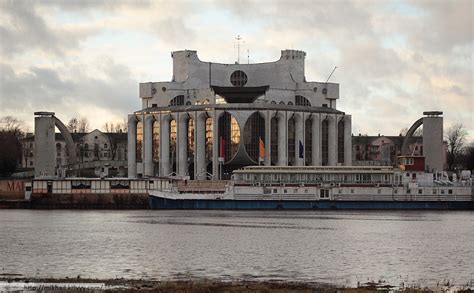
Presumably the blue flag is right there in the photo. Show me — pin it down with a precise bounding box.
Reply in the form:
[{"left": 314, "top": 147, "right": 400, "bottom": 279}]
[{"left": 299, "top": 140, "right": 304, "bottom": 159}]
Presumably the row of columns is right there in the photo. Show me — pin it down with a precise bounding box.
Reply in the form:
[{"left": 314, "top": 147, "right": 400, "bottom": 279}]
[{"left": 128, "top": 111, "right": 352, "bottom": 178}]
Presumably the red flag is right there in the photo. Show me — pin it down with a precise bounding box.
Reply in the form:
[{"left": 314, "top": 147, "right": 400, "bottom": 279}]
[{"left": 220, "top": 136, "right": 225, "bottom": 158}]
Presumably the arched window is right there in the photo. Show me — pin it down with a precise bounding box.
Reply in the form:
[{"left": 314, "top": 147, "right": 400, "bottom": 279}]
[
  {"left": 169, "top": 95, "right": 184, "bottom": 106},
  {"left": 338, "top": 120, "right": 345, "bottom": 164},
  {"left": 152, "top": 120, "right": 160, "bottom": 162},
  {"left": 187, "top": 118, "right": 195, "bottom": 159},
  {"left": 288, "top": 101, "right": 294, "bottom": 105},
  {"left": 170, "top": 119, "right": 177, "bottom": 173},
  {"left": 305, "top": 118, "right": 312, "bottom": 165},
  {"left": 243, "top": 112, "right": 265, "bottom": 163},
  {"left": 136, "top": 121, "right": 143, "bottom": 163},
  {"left": 205, "top": 117, "right": 213, "bottom": 161},
  {"left": 218, "top": 113, "right": 240, "bottom": 163},
  {"left": 287, "top": 117, "right": 295, "bottom": 166},
  {"left": 270, "top": 116, "right": 278, "bottom": 165},
  {"left": 185, "top": 101, "right": 191, "bottom": 105},
  {"left": 321, "top": 119, "right": 329, "bottom": 166},
  {"left": 279, "top": 101, "right": 285, "bottom": 105},
  {"left": 295, "top": 95, "right": 311, "bottom": 106}
]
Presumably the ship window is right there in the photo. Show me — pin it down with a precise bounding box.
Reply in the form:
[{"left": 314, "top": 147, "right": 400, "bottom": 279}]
[
  {"left": 441, "top": 189, "right": 445, "bottom": 194},
  {"left": 283, "top": 189, "right": 287, "bottom": 193},
  {"left": 350, "top": 189, "right": 354, "bottom": 194},
  {"left": 418, "top": 189, "right": 422, "bottom": 194},
  {"left": 448, "top": 189, "right": 452, "bottom": 194},
  {"left": 273, "top": 189, "right": 277, "bottom": 193},
  {"left": 407, "top": 189, "right": 411, "bottom": 194},
  {"left": 338, "top": 189, "right": 342, "bottom": 194},
  {"left": 377, "top": 189, "right": 381, "bottom": 194},
  {"left": 433, "top": 189, "right": 437, "bottom": 194},
  {"left": 394, "top": 189, "right": 398, "bottom": 194}
]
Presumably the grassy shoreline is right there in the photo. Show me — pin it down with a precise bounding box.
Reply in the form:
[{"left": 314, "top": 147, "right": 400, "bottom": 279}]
[{"left": 1, "top": 277, "right": 472, "bottom": 292}]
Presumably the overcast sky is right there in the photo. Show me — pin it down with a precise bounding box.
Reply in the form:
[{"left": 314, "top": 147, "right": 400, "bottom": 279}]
[{"left": 0, "top": 0, "right": 472, "bottom": 139}]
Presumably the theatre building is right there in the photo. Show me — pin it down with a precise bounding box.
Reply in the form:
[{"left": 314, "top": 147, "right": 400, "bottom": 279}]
[{"left": 128, "top": 49, "right": 352, "bottom": 179}]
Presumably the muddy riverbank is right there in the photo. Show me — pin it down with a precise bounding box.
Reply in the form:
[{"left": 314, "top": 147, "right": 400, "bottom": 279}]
[{"left": 1, "top": 277, "right": 472, "bottom": 292}]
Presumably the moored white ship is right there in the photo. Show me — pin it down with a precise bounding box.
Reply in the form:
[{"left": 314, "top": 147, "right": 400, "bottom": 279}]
[{"left": 149, "top": 164, "right": 473, "bottom": 210}]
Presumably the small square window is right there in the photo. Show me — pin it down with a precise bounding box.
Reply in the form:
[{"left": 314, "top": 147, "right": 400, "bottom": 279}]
[
  {"left": 433, "top": 189, "right": 437, "bottom": 194},
  {"left": 284, "top": 189, "right": 287, "bottom": 194},
  {"left": 448, "top": 189, "right": 453, "bottom": 195},
  {"left": 418, "top": 189, "right": 422, "bottom": 195},
  {"left": 377, "top": 189, "right": 381, "bottom": 194},
  {"left": 350, "top": 189, "right": 354, "bottom": 194},
  {"left": 441, "top": 189, "right": 445, "bottom": 194},
  {"left": 407, "top": 189, "right": 411, "bottom": 194},
  {"left": 394, "top": 189, "right": 398, "bottom": 194}
]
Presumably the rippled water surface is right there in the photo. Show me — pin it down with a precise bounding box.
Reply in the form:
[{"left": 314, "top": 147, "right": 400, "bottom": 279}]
[{"left": 0, "top": 210, "right": 473, "bottom": 287}]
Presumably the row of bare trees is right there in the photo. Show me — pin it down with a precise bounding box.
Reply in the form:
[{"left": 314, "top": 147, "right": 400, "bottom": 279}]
[
  {"left": 0, "top": 116, "right": 26, "bottom": 177},
  {"left": 446, "top": 123, "right": 471, "bottom": 171}
]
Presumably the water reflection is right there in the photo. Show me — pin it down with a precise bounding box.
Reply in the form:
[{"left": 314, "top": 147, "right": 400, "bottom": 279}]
[{"left": 0, "top": 210, "right": 473, "bottom": 288}]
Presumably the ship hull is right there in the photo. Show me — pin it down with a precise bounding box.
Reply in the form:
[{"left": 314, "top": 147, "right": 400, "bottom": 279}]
[{"left": 149, "top": 195, "right": 474, "bottom": 210}]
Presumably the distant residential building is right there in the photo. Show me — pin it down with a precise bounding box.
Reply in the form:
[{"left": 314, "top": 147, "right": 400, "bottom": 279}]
[
  {"left": 21, "top": 129, "right": 127, "bottom": 176},
  {"left": 352, "top": 134, "right": 447, "bottom": 168}
]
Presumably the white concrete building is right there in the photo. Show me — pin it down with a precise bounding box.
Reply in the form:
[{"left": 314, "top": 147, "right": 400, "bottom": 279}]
[{"left": 128, "top": 49, "right": 352, "bottom": 179}]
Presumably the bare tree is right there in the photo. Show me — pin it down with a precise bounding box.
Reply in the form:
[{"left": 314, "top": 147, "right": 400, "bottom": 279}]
[
  {"left": 0, "top": 116, "right": 25, "bottom": 175},
  {"left": 78, "top": 117, "right": 90, "bottom": 133},
  {"left": 445, "top": 123, "right": 468, "bottom": 171},
  {"left": 102, "top": 120, "right": 127, "bottom": 160},
  {"left": 103, "top": 121, "right": 126, "bottom": 133},
  {"left": 67, "top": 118, "right": 78, "bottom": 133}
]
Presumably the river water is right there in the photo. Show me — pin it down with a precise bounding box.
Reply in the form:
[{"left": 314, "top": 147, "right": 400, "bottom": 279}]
[{"left": 0, "top": 210, "right": 473, "bottom": 287}]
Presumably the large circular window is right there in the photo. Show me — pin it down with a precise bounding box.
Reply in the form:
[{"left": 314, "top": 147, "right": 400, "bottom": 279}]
[{"left": 230, "top": 70, "right": 247, "bottom": 87}]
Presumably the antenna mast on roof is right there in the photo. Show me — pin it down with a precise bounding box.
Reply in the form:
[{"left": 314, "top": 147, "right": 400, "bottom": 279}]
[
  {"left": 325, "top": 66, "right": 338, "bottom": 83},
  {"left": 234, "top": 35, "right": 243, "bottom": 64}
]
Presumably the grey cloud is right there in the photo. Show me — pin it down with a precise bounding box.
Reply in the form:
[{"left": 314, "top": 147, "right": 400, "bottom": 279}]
[
  {"left": 0, "top": 0, "right": 88, "bottom": 56},
  {"left": 38, "top": 0, "right": 152, "bottom": 11},
  {"left": 152, "top": 16, "right": 196, "bottom": 46},
  {"left": 0, "top": 61, "right": 138, "bottom": 126},
  {"left": 409, "top": 0, "right": 473, "bottom": 54}
]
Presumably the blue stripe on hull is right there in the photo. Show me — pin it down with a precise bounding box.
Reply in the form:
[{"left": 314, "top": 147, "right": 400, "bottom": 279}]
[{"left": 149, "top": 196, "right": 474, "bottom": 210}]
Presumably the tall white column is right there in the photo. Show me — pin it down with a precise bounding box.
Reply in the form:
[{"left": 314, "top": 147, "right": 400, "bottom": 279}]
[
  {"left": 277, "top": 112, "right": 287, "bottom": 166},
  {"left": 264, "top": 111, "right": 271, "bottom": 166},
  {"left": 295, "top": 113, "right": 304, "bottom": 166},
  {"left": 161, "top": 115, "right": 170, "bottom": 176},
  {"left": 144, "top": 114, "right": 154, "bottom": 177},
  {"left": 178, "top": 114, "right": 188, "bottom": 176},
  {"left": 195, "top": 113, "right": 206, "bottom": 180},
  {"left": 212, "top": 111, "right": 219, "bottom": 179},
  {"left": 312, "top": 114, "right": 321, "bottom": 166},
  {"left": 328, "top": 115, "right": 337, "bottom": 166},
  {"left": 344, "top": 115, "right": 352, "bottom": 166},
  {"left": 127, "top": 115, "right": 137, "bottom": 178}
]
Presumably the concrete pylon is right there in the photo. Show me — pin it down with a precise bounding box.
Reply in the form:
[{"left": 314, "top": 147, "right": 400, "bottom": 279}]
[
  {"left": 34, "top": 114, "right": 56, "bottom": 178},
  {"left": 423, "top": 115, "right": 443, "bottom": 171}
]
